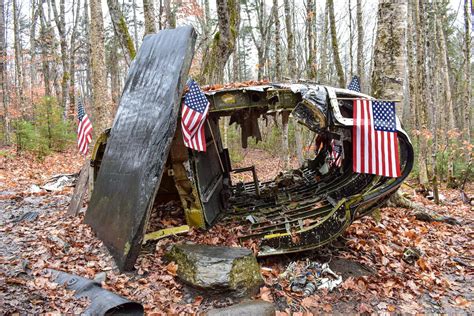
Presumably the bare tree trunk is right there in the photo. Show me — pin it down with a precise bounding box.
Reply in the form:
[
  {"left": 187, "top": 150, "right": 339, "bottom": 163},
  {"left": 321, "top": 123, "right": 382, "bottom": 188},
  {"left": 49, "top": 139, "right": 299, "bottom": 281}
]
[
  {"left": 68, "top": 0, "right": 81, "bottom": 118},
  {"left": 29, "top": 0, "right": 39, "bottom": 101},
  {"left": 356, "top": 0, "right": 363, "bottom": 87},
  {"left": 436, "top": 5, "right": 456, "bottom": 187},
  {"left": 0, "top": 0, "right": 8, "bottom": 143},
  {"left": 272, "top": 0, "right": 281, "bottom": 81},
  {"left": 348, "top": 0, "right": 353, "bottom": 78},
  {"left": 371, "top": 0, "right": 406, "bottom": 101},
  {"left": 283, "top": 0, "right": 295, "bottom": 79},
  {"left": 319, "top": 3, "right": 329, "bottom": 83},
  {"left": 327, "top": 0, "right": 345, "bottom": 87},
  {"left": 107, "top": 0, "right": 136, "bottom": 65},
  {"left": 51, "top": 0, "right": 70, "bottom": 119},
  {"left": 406, "top": 0, "right": 416, "bottom": 131},
  {"left": 13, "top": 0, "right": 26, "bottom": 116},
  {"left": 90, "top": 0, "right": 112, "bottom": 138},
  {"left": 244, "top": 0, "right": 272, "bottom": 81},
  {"left": 200, "top": 0, "right": 240, "bottom": 84},
  {"left": 38, "top": 0, "right": 51, "bottom": 96},
  {"left": 415, "top": 0, "right": 429, "bottom": 186},
  {"left": 132, "top": 0, "right": 139, "bottom": 47},
  {"left": 463, "top": 0, "right": 472, "bottom": 163},
  {"left": 109, "top": 37, "right": 120, "bottom": 106},
  {"left": 164, "top": 0, "right": 176, "bottom": 28},
  {"left": 306, "top": 0, "right": 316, "bottom": 79},
  {"left": 143, "top": 0, "right": 157, "bottom": 34}
]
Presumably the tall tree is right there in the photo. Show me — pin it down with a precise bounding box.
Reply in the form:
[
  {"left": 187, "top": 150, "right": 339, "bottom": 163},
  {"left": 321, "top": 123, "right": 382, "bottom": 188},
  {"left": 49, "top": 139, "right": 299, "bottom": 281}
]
[
  {"left": 107, "top": 0, "right": 136, "bottom": 65},
  {"left": 0, "top": 0, "right": 8, "bottom": 143},
  {"left": 90, "top": 0, "right": 112, "bottom": 137},
  {"left": 415, "top": 0, "right": 429, "bottom": 185},
  {"left": 50, "top": 0, "right": 70, "bottom": 119},
  {"left": 38, "top": 0, "right": 51, "bottom": 96},
  {"left": 200, "top": 0, "right": 240, "bottom": 84},
  {"left": 348, "top": 0, "right": 354, "bottom": 78},
  {"left": 436, "top": 4, "right": 456, "bottom": 186},
  {"left": 463, "top": 0, "right": 471, "bottom": 161},
  {"left": 319, "top": 3, "right": 329, "bottom": 83},
  {"left": 272, "top": 0, "right": 281, "bottom": 80},
  {"left": 327, "top": 0, "right": 345, "bottom": 87},
  {"left": 306, "top": 0, "right": 316, "bottom": 79},
  {"left": 356, "top": 0, "right": 363, "bottom": 86},
  {"left": 244, "top": 0, "right": 273, "bottom": 81},
  {"left": 68, "top": 0, "right": 81, "bottom": 116},
  {"left": 143, "top": 0, "right": 157, "bottom": 34},
  {"left": 371, "top": 0, "right": 406, "bottom": 100},
  {"left": 283, "top": 0, "right": 296, "bottom": 78},
  {"left": 13, "top": 0, "right": 26, "bottom": 115}
]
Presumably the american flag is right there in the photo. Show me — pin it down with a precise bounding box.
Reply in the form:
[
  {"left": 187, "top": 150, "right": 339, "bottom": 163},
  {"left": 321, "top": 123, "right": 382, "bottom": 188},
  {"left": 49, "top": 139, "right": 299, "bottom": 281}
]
[
  {"left": 330, "top": 139, "right": 343, "bottom": 167},
  {"left": 181, "top": 80, "right": 210, "bottom": 152},
  {"left": 348, "top": 75, "right": 361, "bottom": 92},
  {"left": 353, "top": 99, "right": 401, "bottom": 178},
  {"left": 77, "top": 98, "right": 92, "bottom": 155}
]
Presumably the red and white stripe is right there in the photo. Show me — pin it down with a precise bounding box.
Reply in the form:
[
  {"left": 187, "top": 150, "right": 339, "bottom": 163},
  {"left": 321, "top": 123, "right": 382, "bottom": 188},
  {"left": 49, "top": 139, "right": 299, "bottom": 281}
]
[
  {"left": 352, "top": 99, "right": 401, "bottom": 178},
  {"left": 77, "top": 114, "right": 92, "bottom": 155},
  {"left": 182, "top": 118, "right": 206, "bottom": 152},
  {"left": 181, "top": 103, "right": 209, "bottom": 139}
]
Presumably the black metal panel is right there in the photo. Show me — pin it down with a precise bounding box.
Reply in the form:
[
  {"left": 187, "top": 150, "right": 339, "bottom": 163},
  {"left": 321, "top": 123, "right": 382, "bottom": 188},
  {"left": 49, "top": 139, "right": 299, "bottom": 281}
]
[
  {"left": 85, "top": 27, "right": 196, "bottom": 271},
  {"left": 192, "top": 118, "right": 226, "bottom": 224}
]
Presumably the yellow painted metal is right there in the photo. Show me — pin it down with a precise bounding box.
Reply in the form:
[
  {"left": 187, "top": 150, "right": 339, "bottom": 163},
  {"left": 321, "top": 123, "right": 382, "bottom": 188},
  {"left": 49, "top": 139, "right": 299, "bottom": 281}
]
[
  {"left": 142, "top": 225, "right": 190, "bottom": 244},
  {"left": 168, "top": 127, "right": 206, "bottom": 229},
  {"left": 262, "top": 198, "right": 350, "bottom": 240}
]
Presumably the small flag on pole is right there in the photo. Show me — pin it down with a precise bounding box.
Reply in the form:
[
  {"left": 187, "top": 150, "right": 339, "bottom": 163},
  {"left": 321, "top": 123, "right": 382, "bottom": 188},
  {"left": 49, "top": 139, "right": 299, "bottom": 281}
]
[
  {"left": 353, "top": 99, "right": 401, "bottom": 178},
  {"left": 347, "top": 75, "right": 361, "bottom": 92},
  {"left": 181, "top": 80, "right": 210, "bottom": 152},
  {"left": 77, "top": 98, "right": 93, "bottom": 155},
  {"left": 330, "top": 139, "right": 343, "bottom": 167}
]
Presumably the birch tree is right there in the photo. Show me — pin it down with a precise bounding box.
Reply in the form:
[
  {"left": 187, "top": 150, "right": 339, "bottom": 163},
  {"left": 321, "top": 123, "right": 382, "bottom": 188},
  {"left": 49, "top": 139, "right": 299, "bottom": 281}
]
[{"left": 143, "top": 0, "right": 157, "bottom": 34}]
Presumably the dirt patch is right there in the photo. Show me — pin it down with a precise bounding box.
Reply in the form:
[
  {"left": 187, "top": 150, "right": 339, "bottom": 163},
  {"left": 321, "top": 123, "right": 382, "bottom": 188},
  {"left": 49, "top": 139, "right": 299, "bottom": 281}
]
[{"left": 329, "top": 258, "right": 375, "bottom": 279}]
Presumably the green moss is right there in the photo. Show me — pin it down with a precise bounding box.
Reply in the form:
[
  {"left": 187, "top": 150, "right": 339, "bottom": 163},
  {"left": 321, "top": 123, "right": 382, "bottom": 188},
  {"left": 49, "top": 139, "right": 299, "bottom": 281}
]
[
  {"left": 165, "top": 246, "right": 197, "bottom": 284},
  {"left": 118, "top": 16, "right": 136, "bottom": 59},
  {"left": 229, "top": 255, "right": 263, "bottom": 293}
]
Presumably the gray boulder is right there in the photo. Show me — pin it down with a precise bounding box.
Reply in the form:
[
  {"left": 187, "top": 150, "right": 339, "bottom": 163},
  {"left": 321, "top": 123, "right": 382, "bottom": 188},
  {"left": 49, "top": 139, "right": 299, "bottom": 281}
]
[{"left": 165, "top": 244, "right": 263, "bottom": 296}]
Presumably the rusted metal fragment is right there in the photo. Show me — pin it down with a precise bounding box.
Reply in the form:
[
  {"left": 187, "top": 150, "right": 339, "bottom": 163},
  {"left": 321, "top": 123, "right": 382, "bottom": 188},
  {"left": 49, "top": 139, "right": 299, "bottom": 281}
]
[{"left": 85, "top": 26, "right": 196, "bottom": 271}]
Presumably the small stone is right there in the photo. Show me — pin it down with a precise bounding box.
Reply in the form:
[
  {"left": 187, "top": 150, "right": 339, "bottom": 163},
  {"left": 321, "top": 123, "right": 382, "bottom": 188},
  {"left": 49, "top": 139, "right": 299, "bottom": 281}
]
[
  {"left": 165, "top": 244, "right": 263, "bottom": 297},
  {"left": 93, "top": 272, "right": 107, "bottom": 283},
  {"left": 205, "top": 300, "right": 275, "bottom": 316}
]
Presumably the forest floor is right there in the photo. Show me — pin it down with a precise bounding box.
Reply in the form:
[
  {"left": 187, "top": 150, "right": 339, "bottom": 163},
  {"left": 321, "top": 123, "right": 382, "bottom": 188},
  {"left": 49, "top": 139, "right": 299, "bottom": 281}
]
[{"left": 0, "top": 147, "right": 473, "bottom": 314}]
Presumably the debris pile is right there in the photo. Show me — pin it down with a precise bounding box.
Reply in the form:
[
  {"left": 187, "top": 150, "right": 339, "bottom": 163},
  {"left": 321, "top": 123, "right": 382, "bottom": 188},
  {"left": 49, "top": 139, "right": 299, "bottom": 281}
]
[{"left": 281, "top": 260, "right": 343, "bottom": 296}]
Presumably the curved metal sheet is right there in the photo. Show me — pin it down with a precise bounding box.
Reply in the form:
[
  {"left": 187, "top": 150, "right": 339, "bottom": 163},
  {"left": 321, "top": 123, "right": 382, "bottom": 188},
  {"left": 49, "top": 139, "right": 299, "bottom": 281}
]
[{"left": 85, "top": 26, "right": 196, "bottom": 271}]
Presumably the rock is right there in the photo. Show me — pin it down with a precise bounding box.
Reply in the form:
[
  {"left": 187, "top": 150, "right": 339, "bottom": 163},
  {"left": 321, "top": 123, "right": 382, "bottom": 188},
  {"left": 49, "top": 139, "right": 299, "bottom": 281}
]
[
  {"left": 93, "top": 272, "right": 107, "bottom": 283},
  {"left": 165, "top": 244, "right": 263, "bottom": 296},
  {"left": 206, "top": 300, "right": 275, "bottom": 316}
]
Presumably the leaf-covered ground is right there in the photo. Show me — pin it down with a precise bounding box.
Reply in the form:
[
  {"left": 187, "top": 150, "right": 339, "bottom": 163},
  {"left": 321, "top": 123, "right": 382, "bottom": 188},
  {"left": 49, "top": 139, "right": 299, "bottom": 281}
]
[{"left": 0, "top": 147, "right": 472, "bottom": 314}]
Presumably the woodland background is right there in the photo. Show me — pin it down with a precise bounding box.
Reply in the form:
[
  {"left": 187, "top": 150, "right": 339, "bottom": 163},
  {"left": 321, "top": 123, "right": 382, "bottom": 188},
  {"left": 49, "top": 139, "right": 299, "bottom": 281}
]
[{"left": 0, "top": 0, "right": 472, "bottom": 192}]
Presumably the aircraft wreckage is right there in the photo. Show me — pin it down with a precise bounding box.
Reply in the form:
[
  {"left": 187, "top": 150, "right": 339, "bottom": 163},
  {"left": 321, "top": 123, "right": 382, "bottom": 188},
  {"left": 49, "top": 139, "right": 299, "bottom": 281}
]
[{"left": 84, "top": 26, "right": 414, "bottom": 271}]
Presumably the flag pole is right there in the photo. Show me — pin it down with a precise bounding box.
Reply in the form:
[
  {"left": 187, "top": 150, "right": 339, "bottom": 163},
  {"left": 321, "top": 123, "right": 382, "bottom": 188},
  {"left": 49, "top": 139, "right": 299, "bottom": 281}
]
[{"left": 206, "top": 120, "right": 225, "bottom": 173}]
